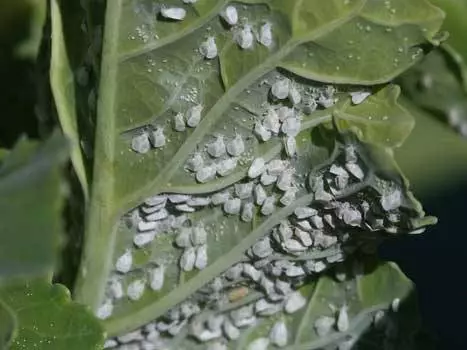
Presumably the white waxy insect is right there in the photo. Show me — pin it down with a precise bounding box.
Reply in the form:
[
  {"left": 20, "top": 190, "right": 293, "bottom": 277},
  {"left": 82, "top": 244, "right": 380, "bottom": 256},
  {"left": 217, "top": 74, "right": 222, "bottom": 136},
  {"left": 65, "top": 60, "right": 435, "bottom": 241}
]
[
  {"left": 207, "top": 135, "right": 226, "bottom": 158},
  {"left": 271, "top": 79, "right": 290, "bottom": 100},
  {"left": 195, "top": 329, "right": 222, "bottom": 342},
  {"left": 221, "top": 5, "right": 238, "bottom": 25},
  {"left": 226, "top": 134, "right": 245, "bottom": 156},
  {"left": 141, "top": 201, "right": 165, "bottom": 214},
  {"left": 261, "top": 276, "right": 279, "bottom": 300},
  {"left": 175, "top": 204, "right": 195, "bottom": 212},
  {"left": 173, "top": 112, "right": 186, "bottom": 132},
  {"left": 224, "top": 198, "right": 241, "bottom": 215},
  {"left": 115, "top": 250, "right": 132, "bottom": 273},
  {"left": 314, "top": 316, "right": 335, "bottom": 337},
  {"left": 278, "top": 221, "right": 293, "bottom": 241},
  {"left": 191, "top": 224, "right": 207, "bottom": 245},
  {"left": 259, "top": 22, "right": 273, "bottom": 47},
  {"left": 242, "top": 263, "right": 262, "bottom": 282},
  {"left": 263, "top": 108, "right": 281, "bottom": 134},
  {"left": 252, "top": 238, "right": 273, "bottom": 258},
  {"left": 247, "top": 338, "right": 270, "bottom": 350},
  {"left": 186, "top": 152, "right": 204, "bottom": 172},
  {"left": 330, "top": 164, "right": 348, "bottom": 177},
  {"left": 195, "top": 245, "right": 208, "bottom": 269},
  {"left": 146, "top": 208, "right": 169, "bottom": 221},
  {"left": 391, "top": 298, "right": 401, "bottom": 312},
  {"left": 345, "top": 162, "right": 364, "bottom": 180},
  {"left": 283, "top": 239, "right": 307, "bottom": 253},
  {"left": 241, "top": 202, "right": 255, "bottom": 222},
  {"left": 310, "top": 215, "right": 324, "bottom": 229},
  {"left": 275, "top": 280, "right": 292, "bottom": 295},
  {"left": 294, "top": 207, "right": 318, "bottom": 219},
  {"left": 281, "top": 117, "right": 301, "bottom": 137},
  {"left": 186, "top": 104, "right": 203, "bottom": 127},
  {"left": 131, "top": 133, "right": 151, "bottom": 154},
  {"left": 217, "top": 157, "right": 238, "bottom": 176},
  {"left": 196, "top": 164, "right": 217, "bottom": 183},
  {"left": 285, "top": 291, "right": 307, "bottom": 314},
  {"left": 345, "top": 144, "right": 358, "bottom": 163},
  {"left": 145, "top": 194, "right": 167, "bottom": 206},
  {"left": 337, "top": 305, "right": 349, "bottom": 332},
  {"left": 267, "top": 159, "right": 286, "bottom": 176},
  {"left": 381, "top": 189, "right": 402, "bottom": 211},
  {"left": 225, "top": 263, "right": 243, "bottom": 280},
  {"left": 127, "top": 279, "right": 145, "bottom": 301},
  {"left": 160, "top": 7, "right": 186, "bottom": 20},
  {"left": 254, "top": 184, "right": 267, "bottom": 205},
  {"left": 296, "top": 219, "right": 312, "bottom": 231},
  {"left": 103, "top": 339, "right": 118, "bottom": 349},
  {"left": 286, "top": 264, "right": 305, "bottom": 277},
  {"left": 248, "top": 158, "right": 266, "bottom": 178},
  {"left": 336, "top": 202, "right": 362, "bottom": 226},
  {"left": 118, "top": 330, "right": 144, "bottom": 343},
  {"left": 187, "top": 197, "right": 211, "bottom": 207},
  {"left": 323, "top": 214, "right": 335, "bottom": 228},
  {"left": 200, "top": 36, "right": 218, "bottom": 59},
  {"left": 138, "top": 220, "right": 157, "bottom": 232},
  {"left": 223, "top": 318, "right": 240, "bottom": 340},
  {"left": 231, "top": 305, "right": 255, "bottom": 327},
  {"left": 149, "top": 128, "right": 166, "bottom": 148},
  {"left": 276, "top": 169, "right": 295, "bottom": 191},
  {"left": 303, "top": 98, "right": 318, "bottom": 115},
  {"left": 284, "top": 136, "right": 297, "bottom": 157},
  {"left": 270, "top": 320, "right": 288, "bottom": 347},
  {"left": 175, "top": 228, "right": 192, "bottom": 248},
  {"left": 235, "top": 182, "right": 253, "bottom": 199},
  {"left": 211, "top": 191, "right": 230, "bottom": 205},
  {"left": 255, "top": 298, "right": 281, "bottom": 316},
  {"left": 280, "top": 188, "right": 296, "bottom": 206},
  {"left": 149, "top": 265, "right": 165, "bottom": 291},
  {"left": 317, "top": 95, "right": 335, "bottom": 108},
  {"left": 261, "top": 196, "right": 276, "bottom": 215},
  {"left": 289, "top": 85, "right": 302, "bottom": 105},
  {"left": 261, "top": 172, "right": 278, "bottom": 186},
  {"left": 295, "top": 228, "right": 313, "bottom": 247},
  {"left": 134, "top": 231, "right": 156, "bottom": 247},
  {"left": 254, "top": 122, "right": 272, "bottom": 141},
  {"left": 350, "top": 91, "right": 371, "bottom": 105},
  {"left": 277, "top": 106, "right": 294, "bottom": 121},
  {"left": 236, "top": 24, "right": 254, "bottom": 49},
  {"left": 96, "top": 299, "right": 113, "bottom": 320},
  {"left": 109, "top": 278, "right": 123, "bottom": 299},
  {"left": 180, "top": 247, "right": 196, "bottom": 271}
]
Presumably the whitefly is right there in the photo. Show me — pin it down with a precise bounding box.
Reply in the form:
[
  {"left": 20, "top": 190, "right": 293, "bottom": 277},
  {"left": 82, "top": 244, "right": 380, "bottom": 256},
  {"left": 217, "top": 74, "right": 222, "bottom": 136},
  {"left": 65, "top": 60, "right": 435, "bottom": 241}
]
[
  {"left": 211, "top": 190, "right": 230, "bottom": 205},
  {"left": 194, "top": 245, "right": 208, "bottom": 269},
  {"left": 196, "top": 164, "right": 217, "bottom": 183},
  {"left": 131, "top": 132, "right": 150, "bottom": 154},
  {"left": 269, "top": 320, "right": 288, "bottom": 347},
  {"left": 271, "top": 79, "right": 290, "bottom": 100},
  {"left": 180, "top": 247, "right": 196, "bottom": 271},
  {"left": 175, "top": 203, "right": 195, "bottom": 213},
  {"left": 115, "top": 249, "right": 132, "bottom": 273},
  {"left": 277, "top": 169, "right": 294, "bottom": 191},
  {"left": 187, "top": 196, "right": 211, "bottom": 207},
  {"left": 160, "top": 7, "right": 187, "bottom": 20},
  {"left": 284, "top": 136, "right": 297, "bottom": 157},
  {"left": 134, "top": 231, "right": 156, "bottom": 248},
  {"left": 173, "top": 112, "right": 186, "bottom": 132},
  {"left": 216, "top": 157, "right": 238, "bottom": 176},
  {"left": 149, "top": 265, "right": 165, "bottom": 291},
  {"left": 259, "top": 22, "right": 273, "bottom": 47},
  {"left": 221, "top": 5, "right": 238, "bottom": 26},
  {"left": 254, "top": 121, "right": 272, "bottom": 141},
  {"left": 186, "top": 104, "right": 203, "bottom": 127},
  {"left": 223, "top": 197, "right": 241, "bottom": 215},
  {"left": 261, "top": 172, "right": 278, "bottom": 186},
  {"left": 137, "top": 220, "right": 157, "bottom": 232},
  {"left": 226, "top": 133, "right": 245, "bottom": 156},
  {"left": 207, "top": 135, "right": 226, "bottom": 158},
  {"left": 337, "top": 305, "right": 349, "bottom": 332},
  {"left": 263, "top": 107, "right": 280, "bottom": 134},
  {"left": 248, "top": 157, "right": 266, "bottom": 178},
  {"left": 280, "top": 188, "right": 296, "bottom": 206},
  {"left": 236, "top": 24, "right": 254, "bottom": 49},
  {"left": 261, "top": 195, "right": 276, "bottom": 215},
  {"left": 284, "top": 291, "right": 306, "bottom": 314},
  {"left": 314, "top": 316, "right": 335, "bottom": 337},
  {"left": 289, "top": 85, "right": 302, "bottom": 105},
  {"left": 149, "top": 127, "right": 166, "bottom": 148},
  {"left": 235, "top": 182, "right": 253, "bottom": 199},
  {"left": 96, "top": 299, "right": 113, "bottom": 320},
  {"left": 223, "top": 318, "right": 240, "bottom": 340},
  {"left": 254, "top": 184, "right": 267, "bottom": 205},
  {"left": 252, "top": 237, "right": 273, "bottom": 258},
  {"left": 127, "top": 279, "right": 146, "bottom": 301},
  {"left": 191, "top": 224, "right": 207, "bottom": 245},
  {"left": 200, "top": 36, "right": 218, "bottom": 59},
  {"left": 241, "top": 202, "right": 255, "bottom": 222}
]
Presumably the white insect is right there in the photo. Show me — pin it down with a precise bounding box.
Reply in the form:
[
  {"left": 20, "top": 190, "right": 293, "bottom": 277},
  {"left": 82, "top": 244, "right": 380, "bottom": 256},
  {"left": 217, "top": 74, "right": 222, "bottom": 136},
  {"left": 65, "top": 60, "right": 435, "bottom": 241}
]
[
  {"left": 241, "top": 202, "right": 255, "bottom": 222},
  {"left": 391, "top": 298, "right": 401, "bottom": 312},
  {"left": 109, "top": 278, "right": 123, "bottom": 299},
  {"left": 296, "top": 219, "right": 312, "bottom": 231},
  {"left": 226, "top": 134, "right": 245, "bottom": 156},
  {"left": 186, "top": 152, "right": 204, "bottom": 172},
  {"left": 281, "top": 117, "right": 301, "bottom": 137},
  {"left": 127, "top": 279, "right": 145, "bottom": 301},
  {"left": 225, "top": 264, "right": 243, "bottom": 280},
  {"left": 310, "top": 215, "right": 324, "bottom": 229},
  {"left": 196, "top": 164, "right": 216, "bottom": 183},
  {"left": 254, "top": 184, "right": 267, "bottom": 205},
  {"left": 207, "top": 135, "right": 226, "bottom": 158},
  {"left": 284, "top": 136, "right": 297, "bottom": 157},
  {"left": 283, "top": 239, "right": 307, "bottom": 253},
  {"left": 173, "top": 112, "right": 186, "bottom": 132},
  {"left": 137, "top": 220, "right": 157, "bottom": 232},
  {"left": 186, "top": 104, "right": 203, "bottom": 127},
  {"left": 131, "top": 133, "right": 150, "bottom": 154},
  {"left": 149, "top": 127, "right": 165, "bottom": 148},
  {"left": 252, "top": 238, "right": 273, "bottom": 258},
  {"left": 175, "top": 204, "right": 195, "bottom": 212},
  {"left": 263, "top": 108, "right": 280, "bottom": 134},
  {"left": 134, "top": 231, "right": 156, "bottom": 247},
  {"left": 216, "top": 157, "right": 238, "bottom": 176},
  {"left": 271, "top": 79, "right": 290, "bottom": 100},
  {"left": 200, "top": 36, "right": 218, "bottom": 59},
  {"left": 284, "top": 291, "right": 306, "bottom": 314},
  {"left": 115, "top": 250, "right": 132, "bottom": 273},
  {"left": 269, "top": 320, "right": 288, "bottom": 347},
  {"left": 242, "top": 263, "right": 262, "bottom": 281},
  {"left": 261, "top": 196, "right": 276, "bottom": 215},
  {"left": 160, "top": 7, "right": 186, "bottom": 20},
  {"left": 236, "top": 24, "right": 254, "bottom": 49},
  {"left": 191, "top": 224, "right": 207, "bottom": 245},
  {"left": 275, "top": 279, "right": 292, "bottom": 295},
  {"left": 175, "top": 228, "right": 192, "bottom": 248},
  {"left": 145, "top": 194, "right": 167, "bottom": 206},
  {"left": 187, "top": 196, "right": 211, "bottom": 207},
  {"left": 235, "top": 182, "right": 253, "bottom": 199},
  {"left": 149, "top": 265, "right": 165, "bottom": 291},
  {"left": 277, "top": 106, "right": 294, "bottom": 121},
  {"left": 195, "top": 245, "right": 208, "bottom": 269},
  {"left": 224, "top": 198, "right": 241, "bottom": 215},
  {"left": 248, "top": 158, "right": 266, "bottom": 178},
  {"left": 381, "top": 189, "right": 402, "bottom": 211},
  {"left": 286, "top": 264, "right": 305, "bottom": 276},
  {"left": 314, "top": 316, "right": 335, "bottom": 337},
  {"left": 145, "top": 208, "right": 169, "bottom": 221},
  {"left": 277, "top": 169, "right": 294, "bottom": 191},
  {"left": 295, "top": 228, "right": 313, "bottom": 247},
  {"left": 345, "top": 144, "right": 358, "bottom": 163},
  {"left": 180, "top": 247, "right": 196, "bottom": 271},
  {"left": 223, "top": 318, "right": 240, "bottom": 340},
  {"left": 288, "top": 85, "right": 302, "bottom": 105},
  {"left": 294, "top": 207, "right": 317, "bottom": 219},
  {"left": 255, "top": 298, "right": 280, "bottom": 316},
  {"left": 278, "top": 221, "right": 293, "bottom": 241},
  {"left": 221, "top": 5, "right": 238, "bottom": 26},
  {"left": 345, "top": 162, "right": 364, "bottom": 180},
  {"left": 336, "top": 202, "right": 362, "bottom": 226},
  {"left": 260, "top": 172, "right": 277, "bottom": 186},
  {"left": 280, "top": 188, "right": 296, "bottom": 206},
  {"left": 118, "top": 330, "right": 144, "bottom": 343},
  {"left": 103, "top": 339, "right": 118, "bottom": 349},
  {"left": 96, "top": 299, "right": 113, "bottom": 320},
  {"left": 267, "top": 159, "right": 286, "bottom": 176},
  {"left": 254, "top": 122, "right": 272, "bottom": 141},
  {"left": 211, "top": 191, "right": 230, "bottom": 205},
  {"left": 350, "top": 91, "right": 371, "bottom": 105},
  {"left": 247, "top": 338, "right": 270, "bottom": 350},
  {"left": 337, "top": 305, "right": 349, "bottom": 332},
  {"left": 259, "top": 22, "right": 273, "bottom": 47}
]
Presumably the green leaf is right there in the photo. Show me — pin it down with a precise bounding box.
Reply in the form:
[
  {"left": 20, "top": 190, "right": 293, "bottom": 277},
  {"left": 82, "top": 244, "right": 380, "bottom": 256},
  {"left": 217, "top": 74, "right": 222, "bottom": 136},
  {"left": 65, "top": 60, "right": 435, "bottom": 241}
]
[
  {"left": 68, "top": 0, "right": 440, "bottom": 337},
  {"left": 0, "top": 279, "right": 104, "bottom": 350},
  {"left": 0, "top": 131, "right": 68, "bottom": 279}
]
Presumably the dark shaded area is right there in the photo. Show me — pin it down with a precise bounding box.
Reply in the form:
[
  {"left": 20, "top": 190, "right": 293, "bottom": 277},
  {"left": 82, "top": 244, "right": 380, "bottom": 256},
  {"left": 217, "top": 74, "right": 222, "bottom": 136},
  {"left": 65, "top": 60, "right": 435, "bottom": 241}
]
[{"left": 380, "top": 182, "right": 467, "bottom": 349}]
